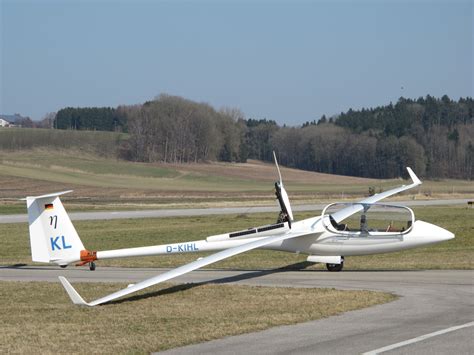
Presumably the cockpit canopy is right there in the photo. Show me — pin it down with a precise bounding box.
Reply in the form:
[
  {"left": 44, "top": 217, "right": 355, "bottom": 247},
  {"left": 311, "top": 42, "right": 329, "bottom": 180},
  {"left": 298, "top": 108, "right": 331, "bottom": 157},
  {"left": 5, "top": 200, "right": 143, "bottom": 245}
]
[{"left": 322, "top": 203, "right": 415, "bottom": 236}]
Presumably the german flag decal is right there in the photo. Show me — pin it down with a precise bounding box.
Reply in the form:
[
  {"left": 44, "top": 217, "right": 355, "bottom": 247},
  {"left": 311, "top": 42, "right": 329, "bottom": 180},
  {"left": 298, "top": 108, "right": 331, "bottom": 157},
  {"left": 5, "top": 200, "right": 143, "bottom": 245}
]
[{"left": 44, "top": 203, "right": 54, "bottom": 210}]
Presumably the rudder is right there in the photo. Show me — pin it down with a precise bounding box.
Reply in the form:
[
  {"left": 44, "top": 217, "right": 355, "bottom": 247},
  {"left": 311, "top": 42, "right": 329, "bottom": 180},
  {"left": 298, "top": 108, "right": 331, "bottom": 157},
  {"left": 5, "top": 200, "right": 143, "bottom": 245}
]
[{"left": 24, "top": 191, "right": 84, "bottom": 265}]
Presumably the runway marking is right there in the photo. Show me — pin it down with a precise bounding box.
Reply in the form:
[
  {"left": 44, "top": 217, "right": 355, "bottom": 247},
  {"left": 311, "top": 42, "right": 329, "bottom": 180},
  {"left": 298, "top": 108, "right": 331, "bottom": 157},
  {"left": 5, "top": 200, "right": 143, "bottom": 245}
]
[{"left": 362, "top": 321, "right": 474, "bottom": 355}]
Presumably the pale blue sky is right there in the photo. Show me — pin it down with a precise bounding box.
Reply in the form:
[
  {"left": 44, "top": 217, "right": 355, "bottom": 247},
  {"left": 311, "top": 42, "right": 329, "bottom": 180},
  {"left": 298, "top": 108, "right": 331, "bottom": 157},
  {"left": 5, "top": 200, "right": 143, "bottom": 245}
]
[{"left": 1, "top": 0, "right": 472, "bottom": 124}]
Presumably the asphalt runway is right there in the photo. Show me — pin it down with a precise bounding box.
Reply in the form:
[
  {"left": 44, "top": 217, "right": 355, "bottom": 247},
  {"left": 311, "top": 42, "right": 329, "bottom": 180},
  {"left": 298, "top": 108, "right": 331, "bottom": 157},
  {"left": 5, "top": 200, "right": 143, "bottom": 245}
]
[
  {"left": 1, "top": 265, "right": 472, "bottom": 354},
  {"left": 0, "top": 198, "right": 470, "bottom": 224}
]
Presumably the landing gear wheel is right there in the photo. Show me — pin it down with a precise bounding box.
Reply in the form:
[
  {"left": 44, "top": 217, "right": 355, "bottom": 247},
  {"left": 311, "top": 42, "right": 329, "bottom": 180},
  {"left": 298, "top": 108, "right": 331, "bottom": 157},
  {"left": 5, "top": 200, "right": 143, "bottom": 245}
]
[
  {"left": 326, "top": 257, "right": 344, "bottom": 272},
  {"left": 89, "top": 262, "right": 96, "bottom": 271}
]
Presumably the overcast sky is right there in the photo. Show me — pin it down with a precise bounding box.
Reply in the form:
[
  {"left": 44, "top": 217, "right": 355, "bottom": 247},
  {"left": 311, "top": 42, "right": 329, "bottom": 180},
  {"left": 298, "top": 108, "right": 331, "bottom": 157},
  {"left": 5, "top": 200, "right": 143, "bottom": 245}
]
[{"left": 1, "top": 0, "right": 472, "bottom": 125}]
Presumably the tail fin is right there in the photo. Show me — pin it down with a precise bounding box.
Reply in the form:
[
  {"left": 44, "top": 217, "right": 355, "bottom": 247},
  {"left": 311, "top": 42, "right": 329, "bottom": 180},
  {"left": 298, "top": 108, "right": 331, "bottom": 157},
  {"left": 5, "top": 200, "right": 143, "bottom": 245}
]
[{"left": 23, "top": 191, "right": 84, "bottom": 265}]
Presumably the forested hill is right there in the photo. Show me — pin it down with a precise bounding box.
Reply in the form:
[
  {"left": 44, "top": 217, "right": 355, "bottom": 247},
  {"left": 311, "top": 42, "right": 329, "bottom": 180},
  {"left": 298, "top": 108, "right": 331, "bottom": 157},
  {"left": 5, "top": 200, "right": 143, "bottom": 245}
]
[
  {"left": 50, "top": 94, "right": 473, "bottom": 180},
  {"left": 282, "top": 95, "right": 473, "bottom": 179},
  {"left": 335, "top": 95, "right": 472, "bottom": 135}
]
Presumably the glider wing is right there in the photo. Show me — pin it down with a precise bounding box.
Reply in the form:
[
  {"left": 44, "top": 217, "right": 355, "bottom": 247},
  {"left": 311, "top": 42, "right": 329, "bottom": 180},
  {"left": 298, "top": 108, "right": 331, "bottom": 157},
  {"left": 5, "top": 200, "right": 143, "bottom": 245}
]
[
  {"left": 59, "top": 229, "right": 311, "bottom": 306},
  {"left": 331, "top": 167, "right": 422, "bottom": 223}
]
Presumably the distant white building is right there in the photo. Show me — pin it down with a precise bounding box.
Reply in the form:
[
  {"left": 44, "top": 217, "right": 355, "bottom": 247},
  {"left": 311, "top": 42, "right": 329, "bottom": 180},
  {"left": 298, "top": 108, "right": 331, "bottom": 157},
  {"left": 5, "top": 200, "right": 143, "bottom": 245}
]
[
  {"left": 0, "top": 118, "right": 13, "bottom": 127},
  {"left": 0, "top": 114, "right": 22, "bottom": 127}
]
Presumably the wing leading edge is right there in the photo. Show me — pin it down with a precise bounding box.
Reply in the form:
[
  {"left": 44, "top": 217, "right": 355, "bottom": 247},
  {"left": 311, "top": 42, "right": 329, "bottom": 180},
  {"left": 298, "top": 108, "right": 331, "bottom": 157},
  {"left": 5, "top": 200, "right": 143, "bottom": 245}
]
[
  {"left": 59, "top": 230, "right": 312, "bottom": 306},
  {"left": 331, "top": 167, "right": 422, "bottom": 223}
]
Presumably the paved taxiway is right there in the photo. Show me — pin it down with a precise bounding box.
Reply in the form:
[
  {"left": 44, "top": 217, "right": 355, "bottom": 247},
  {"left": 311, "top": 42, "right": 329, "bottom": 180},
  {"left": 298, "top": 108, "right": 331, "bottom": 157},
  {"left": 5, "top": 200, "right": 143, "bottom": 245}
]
[
  {"left": 1, "top": 266, "right": 472, "bottom": 354},
  {"left": 0, "top": 198, "right": 470, "bottom": 224}
]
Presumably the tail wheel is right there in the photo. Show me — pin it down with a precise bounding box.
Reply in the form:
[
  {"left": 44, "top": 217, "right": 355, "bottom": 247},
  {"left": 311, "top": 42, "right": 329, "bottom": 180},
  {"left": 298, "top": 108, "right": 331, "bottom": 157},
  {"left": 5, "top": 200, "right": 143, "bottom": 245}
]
[
  {"left": 89, "top": 262, "right": 96, "bottom": 271},
  {"left": 326, "top": 257, "right": 344, "bottom": 272}
]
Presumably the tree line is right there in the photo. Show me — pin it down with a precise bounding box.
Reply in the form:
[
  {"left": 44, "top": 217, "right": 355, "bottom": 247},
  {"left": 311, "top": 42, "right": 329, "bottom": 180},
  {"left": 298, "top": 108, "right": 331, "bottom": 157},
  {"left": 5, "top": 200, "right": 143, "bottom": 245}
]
[
  {"left": 54, "top": 107, "right": 126, "bottom": 131},
  {"left": 275, "top": 95, "right": 473, "bottom": 179},
  {"left": 44, "top": 94, "right": 473, "bottom": 179}
]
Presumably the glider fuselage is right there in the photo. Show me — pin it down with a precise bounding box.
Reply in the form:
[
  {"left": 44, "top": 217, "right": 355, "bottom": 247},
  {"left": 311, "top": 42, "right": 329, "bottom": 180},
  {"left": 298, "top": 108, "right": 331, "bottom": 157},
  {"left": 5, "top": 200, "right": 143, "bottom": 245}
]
[{"left": 88, "top": 215, "right": 453, "bottom": 266}]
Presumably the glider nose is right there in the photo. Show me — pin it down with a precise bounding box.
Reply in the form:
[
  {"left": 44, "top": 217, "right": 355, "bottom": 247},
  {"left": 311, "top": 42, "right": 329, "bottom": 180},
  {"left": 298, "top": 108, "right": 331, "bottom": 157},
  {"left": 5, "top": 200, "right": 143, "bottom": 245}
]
[
  {"left": 414, "top": 221, "right": 454, "bottom": 245},
  {"left": 427, "top": 223, "right": 455, "bottom": 243},
  {"left": 437, "top": 227, "right": 455, "bottom": 242}
]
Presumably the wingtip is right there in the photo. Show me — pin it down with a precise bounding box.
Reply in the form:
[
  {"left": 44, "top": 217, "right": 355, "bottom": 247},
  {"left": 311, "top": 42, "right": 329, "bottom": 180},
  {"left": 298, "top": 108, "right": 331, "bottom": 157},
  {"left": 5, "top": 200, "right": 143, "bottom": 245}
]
[
  {"left": 406, "top": 167, "right": 422, "bottom": 186},
  {"left": 273, "top": 151, "right": 283, "bottom": 183},
  {"left": 58, "top": 276, "right": 91, "bottom": 306}
]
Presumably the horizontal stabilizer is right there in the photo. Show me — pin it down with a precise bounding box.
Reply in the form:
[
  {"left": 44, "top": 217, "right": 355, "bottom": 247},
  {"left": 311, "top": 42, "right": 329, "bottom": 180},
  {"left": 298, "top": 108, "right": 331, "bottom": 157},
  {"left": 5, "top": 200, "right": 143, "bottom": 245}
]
[{"left": 21, "top": 190, "right": 73, "bottom": 201}]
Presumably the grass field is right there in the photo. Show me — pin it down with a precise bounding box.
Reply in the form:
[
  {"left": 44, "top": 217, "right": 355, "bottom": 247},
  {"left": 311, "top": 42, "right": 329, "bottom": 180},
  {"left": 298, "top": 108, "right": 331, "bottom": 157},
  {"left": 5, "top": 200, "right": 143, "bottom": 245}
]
[
  {"left": 0, "top": 205, "right": 470, "bottom": 353},
  {"left": 0, "top": 281, "right": 394, "bottom": 354},
  {"left": 1, "top": 206, "right": 472, "bottom": 270},
  {"left": 1, "top": 149, "right": 473, "bottom": 215}
]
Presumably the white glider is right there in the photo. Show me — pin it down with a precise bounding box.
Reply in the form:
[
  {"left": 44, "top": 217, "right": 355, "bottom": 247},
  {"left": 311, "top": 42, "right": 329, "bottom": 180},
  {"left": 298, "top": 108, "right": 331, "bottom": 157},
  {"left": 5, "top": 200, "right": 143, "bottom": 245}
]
[{"left": 24, "top": 159, "right": 454, "bottom": 306}]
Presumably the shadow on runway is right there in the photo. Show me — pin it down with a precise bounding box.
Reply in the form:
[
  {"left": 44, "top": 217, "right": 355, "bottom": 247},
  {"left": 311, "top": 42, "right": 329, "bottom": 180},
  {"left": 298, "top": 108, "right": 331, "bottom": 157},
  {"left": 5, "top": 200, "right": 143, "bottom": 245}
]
[
  {"left": 106, "top": 261, "right": 422, "bottom": 305},
  {"left": 210, "top": 261, "right": 316, "bottom": 284},
  {"left": 108, "top": 261, "right": 316, "bottom": 305},
  {"left": 0, "top": 264, "right": 73, "bottom": 271},
  {"left": 0, "top": 263, "right": 28, "bottom": 269}
]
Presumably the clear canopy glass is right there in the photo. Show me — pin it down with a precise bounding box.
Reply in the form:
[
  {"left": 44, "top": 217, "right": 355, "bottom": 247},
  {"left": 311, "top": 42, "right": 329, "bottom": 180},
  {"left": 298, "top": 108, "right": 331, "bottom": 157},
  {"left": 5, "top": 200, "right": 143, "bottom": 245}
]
[{"left": 321, "top": 203, "right": 415, "bottom": 236}]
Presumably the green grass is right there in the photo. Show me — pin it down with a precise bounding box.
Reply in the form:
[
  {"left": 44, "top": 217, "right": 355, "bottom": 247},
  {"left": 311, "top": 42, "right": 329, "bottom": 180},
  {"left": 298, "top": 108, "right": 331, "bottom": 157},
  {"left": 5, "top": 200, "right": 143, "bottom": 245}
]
[
  {"left": 1, "top": 149, "right": 473, "bottom": 222},
  {"left": 0, "top": 127, "right": 125, "bottom": 156},
  {"left": 0, "top": 281, "right": 394, "bottom": 354},
  {"left": 0, "top": 205, "right": 469, "bottom": 353},
  {"left": 0, "top": 149, "right": 399, "bottom": 213},
  {"left": 0, "top": 204, "right": 25, "bottom": 214},
  {"left": 1, "top": 206, "right": 472, "bottom": 270},
  {"left": 0, "top": 151, "right": 278, "bottom": 192},
  {"left": 1, "top": 149, "right": 179, "bottom": 178},
  {"left": 2, "top": 149, "right": 473, "bottom": 199}
]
